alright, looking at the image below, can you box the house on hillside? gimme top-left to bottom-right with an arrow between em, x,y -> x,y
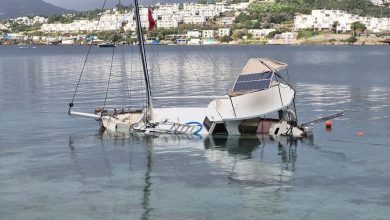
202,30 -> 215,38
218,28 -> 230,37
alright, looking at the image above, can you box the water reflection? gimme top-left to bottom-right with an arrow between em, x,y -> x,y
141,135 -> 153,220
278,139 -> 298,172
204,135 -> 261,157
204,135 -> 299,187
67,131 -> 311,219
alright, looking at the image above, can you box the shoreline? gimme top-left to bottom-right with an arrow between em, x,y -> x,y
2,36 -> 389,46
1,42 -> 389,46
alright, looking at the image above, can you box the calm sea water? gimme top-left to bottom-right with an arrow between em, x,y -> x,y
0,45 -> 389,220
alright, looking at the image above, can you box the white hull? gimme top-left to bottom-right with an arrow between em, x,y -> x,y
71,105 -> 307,137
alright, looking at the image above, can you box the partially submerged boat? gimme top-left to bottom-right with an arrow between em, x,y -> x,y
70,57 -> 309,137
69,0 -> 310,138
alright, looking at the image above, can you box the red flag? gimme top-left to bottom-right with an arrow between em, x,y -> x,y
148,8 -> 156,31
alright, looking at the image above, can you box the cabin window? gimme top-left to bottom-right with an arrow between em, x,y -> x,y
212,123 -> 228,135
233,71 -> 272,92
203,117 -> 228,134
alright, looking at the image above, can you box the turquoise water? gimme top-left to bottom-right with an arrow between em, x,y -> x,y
0,45 -> 389,219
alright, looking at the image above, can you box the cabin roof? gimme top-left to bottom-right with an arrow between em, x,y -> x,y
241,58 -> 288,75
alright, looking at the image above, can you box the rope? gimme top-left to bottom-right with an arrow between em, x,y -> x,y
103,47 -> 116,109
68,0 -> 109,112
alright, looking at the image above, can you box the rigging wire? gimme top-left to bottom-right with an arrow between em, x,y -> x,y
178,46 -> 211,100
103,47 -> 116,109
103,1 -> 123,110
199,45 -> 226,78
178,46 -> 230,130
68,0 -> 109,111
152,45 -> 165,107
115,1 -> 133,110
121,46 -> 132,109
139,46 -> 146,109
129,44 -> 134,110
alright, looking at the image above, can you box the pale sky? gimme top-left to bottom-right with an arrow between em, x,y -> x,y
43,0 -> 120,11
43,0 -> 189,11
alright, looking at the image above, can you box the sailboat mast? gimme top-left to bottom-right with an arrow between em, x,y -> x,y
134,0 -> 153,117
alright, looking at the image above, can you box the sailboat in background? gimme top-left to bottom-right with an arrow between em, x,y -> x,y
68,0 -> 311,138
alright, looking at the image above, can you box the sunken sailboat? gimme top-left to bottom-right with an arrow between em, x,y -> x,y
69,1 -> 310,138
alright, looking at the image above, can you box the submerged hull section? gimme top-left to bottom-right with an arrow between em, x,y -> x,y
149,107 -> 209,135
83,107 -> 210,135
71,106 -> 306,137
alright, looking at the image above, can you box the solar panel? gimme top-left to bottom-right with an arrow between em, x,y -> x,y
233,72 -> 272,92
236,71 -> 272,84
233,79 -> 271,92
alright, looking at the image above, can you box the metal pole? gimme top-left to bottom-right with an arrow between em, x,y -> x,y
134,0 -> 153,119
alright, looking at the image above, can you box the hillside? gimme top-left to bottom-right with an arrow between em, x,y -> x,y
234,0 -> 390,29
0,0 -> 75,20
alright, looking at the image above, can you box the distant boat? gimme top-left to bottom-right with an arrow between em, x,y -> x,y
98,43 -> 116,48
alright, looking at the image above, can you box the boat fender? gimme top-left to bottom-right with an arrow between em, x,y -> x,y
284,109 -> 297,122
185,122 -> 203,134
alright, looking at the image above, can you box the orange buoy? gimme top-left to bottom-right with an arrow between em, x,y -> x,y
356,131 -> 364,137
325,120 -> 332,129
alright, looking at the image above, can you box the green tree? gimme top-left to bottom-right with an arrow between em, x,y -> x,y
29,31 -> 44,36
232,30 -> 246,40
351,21 -> 366,36
219,35 -> 233,43
346,36 -> 358,44
266,30 -> 281,39
332,21 -> 339,34
47,15 -> 74,24
297,29 -> 318,39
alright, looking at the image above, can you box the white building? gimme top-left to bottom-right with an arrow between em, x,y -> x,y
230,2 -> 250,11
274,32 -> 297,40
218,28 -> 230,37
41,8 -> 157,33
294,9 -> 390,33
10,16 -> 47,26
39,2 -> 238,33
219,17 -> 235,26
202,30 -> 215,38
183,15 -> 206,24
188,38 -> 201,45
248,29 -> 276,39
183,3 -> 221,17
157,19 -> 179,29
370,0 -> 383,6
187,30 -> 201,38
0,23 -> 7,30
